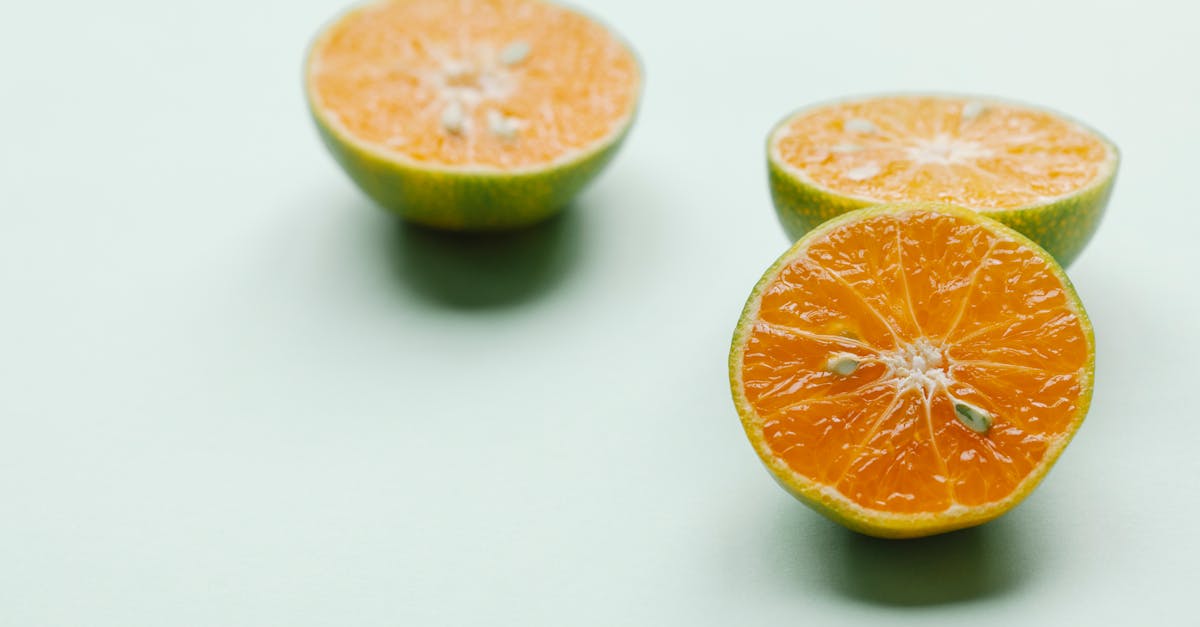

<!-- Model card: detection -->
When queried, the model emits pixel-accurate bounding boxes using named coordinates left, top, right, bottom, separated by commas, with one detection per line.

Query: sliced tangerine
left=309, top=0, right=640, bottom=169
left=729, top=203, right=1095, bottom=538
left=767, top=94, right=1118, bottom=265
left=305, top=0, right=642, bottom=230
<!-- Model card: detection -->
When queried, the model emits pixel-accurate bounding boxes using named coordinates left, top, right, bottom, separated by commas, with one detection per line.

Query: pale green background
left=2, top=0, right=1196, bottom=624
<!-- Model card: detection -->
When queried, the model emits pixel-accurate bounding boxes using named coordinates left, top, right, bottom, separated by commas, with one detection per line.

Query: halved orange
left=305, top=0, right=642, bottom=230
left=768, top=94, right=1118, bottom=265
left=729, top=203, right=1095, bottom=538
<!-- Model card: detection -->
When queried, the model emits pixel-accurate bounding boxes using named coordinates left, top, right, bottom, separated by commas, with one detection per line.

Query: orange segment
left=804, top=214, right=923, bottom=339
left=760, top=382, right=899, bottom=485
left=835, top=387, right=953, bottom=513
left=308, top=0, right=640, bottom=169
left=742, top=324, right=889, bottom=417
left=730, top=203, right=1094, bottom=538
left=771, top=96, right=1112, bottom=211
left=756, top=258, right=900, bottom=350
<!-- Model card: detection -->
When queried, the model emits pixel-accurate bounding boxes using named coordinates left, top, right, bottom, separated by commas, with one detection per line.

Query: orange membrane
left=772, top=96, right=1112, bottom=210
left=308, top=0, right=640, bottom=169
left=740, top=209, right=1090, bottom=513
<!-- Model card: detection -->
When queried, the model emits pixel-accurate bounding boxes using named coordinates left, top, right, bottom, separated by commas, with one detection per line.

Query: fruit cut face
left=307, top=0, right=640, bottom=170
left=771, top=96, right=1115, bottom=211
left=735, top=206, right=1093, bottom=520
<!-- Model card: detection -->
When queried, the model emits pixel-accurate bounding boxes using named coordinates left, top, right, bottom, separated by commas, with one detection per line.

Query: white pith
left=904, top=133, right=994, bottom=166
left=845, top=338, right=988, bottom=434
left=434, top=44, right=526, bottom=138
left=872, top=337, right=953, bottom=397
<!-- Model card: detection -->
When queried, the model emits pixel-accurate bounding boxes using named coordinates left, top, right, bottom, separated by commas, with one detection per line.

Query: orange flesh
left=773, top=96, right=1111, bottom=210
left=740, top=209, right=1090, bottom=513
left=308, top=0, right=640, bottom=169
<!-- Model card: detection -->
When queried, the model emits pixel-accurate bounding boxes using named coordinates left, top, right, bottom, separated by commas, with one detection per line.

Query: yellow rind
left=766, top=95, right=1119, bottom=267
left=729, top=202, right=1096, bottom=539
left=304, top=0, right=642, bottom=231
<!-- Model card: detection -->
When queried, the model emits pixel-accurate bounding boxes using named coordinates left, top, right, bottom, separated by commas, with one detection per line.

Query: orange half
left=307, top=0, right=641, bottom=170
left=767, top=94, right=1118, bottom=265
left=772, top=95, right=1112, bottom=209
left=729, top=203, right=1095, bottom=538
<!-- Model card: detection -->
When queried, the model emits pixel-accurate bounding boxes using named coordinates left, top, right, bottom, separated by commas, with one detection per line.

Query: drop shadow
left=381, top=206, right=584, bottom=310
left=773, top=504, right=1026, bottom=607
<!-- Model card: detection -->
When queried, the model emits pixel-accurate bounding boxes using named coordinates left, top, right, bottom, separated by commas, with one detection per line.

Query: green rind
left=987, top=174, right=1115, bottom=268
left=310, top=113, right=633, bottom=230
left=766, top=97, right=1119, bottom=267
left=304, top=0, right=641, bottom=232
left=729, top=202, right=1096, bottom=539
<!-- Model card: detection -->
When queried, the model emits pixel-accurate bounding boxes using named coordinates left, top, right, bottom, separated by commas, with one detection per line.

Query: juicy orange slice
left=767, top=94, right=1118, bottom=265
left=772, top=95, right=1112, bottom=209
left=729, top=203, right=1095, bottom=538
left=307, top=0, right=641, bottom=170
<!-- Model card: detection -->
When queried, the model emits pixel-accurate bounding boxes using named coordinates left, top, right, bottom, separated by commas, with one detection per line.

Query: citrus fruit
left=305, top=0, right=642, bottom=230
left=729, top=203, right=1095, bottom=538
left=768, top=94, right=1118, bottom=266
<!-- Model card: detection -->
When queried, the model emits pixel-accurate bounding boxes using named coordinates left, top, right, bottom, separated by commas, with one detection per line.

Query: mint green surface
left=1, top=0, right=1197, bottom=624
